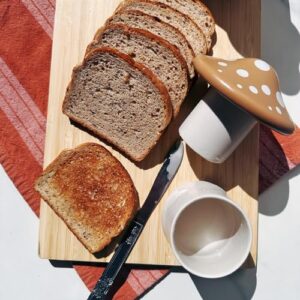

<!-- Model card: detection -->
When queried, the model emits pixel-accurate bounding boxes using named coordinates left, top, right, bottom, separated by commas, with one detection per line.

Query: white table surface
left=1, top=0, right=300, bottom=299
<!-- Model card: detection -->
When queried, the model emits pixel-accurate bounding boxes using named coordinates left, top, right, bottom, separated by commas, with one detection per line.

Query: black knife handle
left=87, top=220, right=144, bottom=300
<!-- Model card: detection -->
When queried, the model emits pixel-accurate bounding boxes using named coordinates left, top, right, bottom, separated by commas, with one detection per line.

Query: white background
left=1, top=0, right=299, bottom=299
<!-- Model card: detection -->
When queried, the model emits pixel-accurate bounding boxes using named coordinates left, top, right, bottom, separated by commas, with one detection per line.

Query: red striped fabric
left=0, top=0, right=299, bottom=299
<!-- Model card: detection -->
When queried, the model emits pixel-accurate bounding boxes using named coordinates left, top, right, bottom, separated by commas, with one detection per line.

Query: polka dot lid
left=193, top=54, right=295, bottom=135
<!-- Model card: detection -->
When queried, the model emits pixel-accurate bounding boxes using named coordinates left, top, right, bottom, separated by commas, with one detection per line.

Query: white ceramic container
left=179, top=89, right=256, bottom=163
left=162, top=181, right=252, bottom=278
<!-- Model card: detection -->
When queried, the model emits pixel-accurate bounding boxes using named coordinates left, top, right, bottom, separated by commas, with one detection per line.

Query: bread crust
left=86, top=26, right=105, bottom=55
left=63, top=47, right=173, bottom=161
left=35, top=143, right=139, bottom=253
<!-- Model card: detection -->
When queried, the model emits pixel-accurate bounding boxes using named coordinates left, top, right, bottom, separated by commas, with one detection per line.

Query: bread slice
left=154, top=0, right=215, bottom=50
left=35, top=143, right=139, bottom=254
left=117, top=0, right=207, bottom=56
left=90, top=24, right=189, bottom=116
left=63, top=47, right=172, bottom=161
left=106, top=9, right=195, bottom=78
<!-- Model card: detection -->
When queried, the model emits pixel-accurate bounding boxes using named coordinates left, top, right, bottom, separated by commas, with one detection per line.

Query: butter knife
left=87, top=140, right=184, bottom=300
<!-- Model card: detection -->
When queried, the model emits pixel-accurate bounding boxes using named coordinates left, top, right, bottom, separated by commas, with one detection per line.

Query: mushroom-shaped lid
left=193, top=54, right=295, bottom=135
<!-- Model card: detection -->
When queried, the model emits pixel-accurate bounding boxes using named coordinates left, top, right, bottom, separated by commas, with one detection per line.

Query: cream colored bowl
left=162, top=181, right=252, bottom=278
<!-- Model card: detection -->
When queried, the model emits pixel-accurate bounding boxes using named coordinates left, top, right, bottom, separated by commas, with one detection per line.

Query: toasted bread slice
left=35, top=143, right=139, bottom=254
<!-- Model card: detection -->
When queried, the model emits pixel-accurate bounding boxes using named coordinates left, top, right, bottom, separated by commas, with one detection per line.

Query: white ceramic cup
left=162, top=181, right=252, bottom=278
left=179, top=88, right=256, bottom=163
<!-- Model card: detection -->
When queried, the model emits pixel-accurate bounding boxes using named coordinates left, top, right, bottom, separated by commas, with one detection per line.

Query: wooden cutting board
left=39, top=0, right=260, bottom=266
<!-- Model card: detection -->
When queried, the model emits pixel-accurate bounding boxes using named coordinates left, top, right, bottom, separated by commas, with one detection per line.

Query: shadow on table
left=261, top=0, right=300, bottom=96
left=191, top=268, right=257, bottom=300
left=259, top=164, right=300, bottom=216
left=138, top=267, right=257, bottom=300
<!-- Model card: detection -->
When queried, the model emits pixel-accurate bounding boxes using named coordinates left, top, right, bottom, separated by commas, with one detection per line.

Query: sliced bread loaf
left=155, top=0, right=215, bottom=49
left=117, top=0, right=207, bottom=56
left=106, top=9, right=195, bottom=78
left=63, top=47, right=172, bottom=161
left=90, top=24, right=189, bottom=116
left=35, top=143, right=139, bottom=253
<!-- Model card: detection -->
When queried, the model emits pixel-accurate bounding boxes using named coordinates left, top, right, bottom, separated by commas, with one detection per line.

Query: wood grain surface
left=39, top=0, right=260, bottom=265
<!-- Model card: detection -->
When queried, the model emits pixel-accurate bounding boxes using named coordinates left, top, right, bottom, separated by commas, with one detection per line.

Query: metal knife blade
left=87, top=140, right=184, bottom=300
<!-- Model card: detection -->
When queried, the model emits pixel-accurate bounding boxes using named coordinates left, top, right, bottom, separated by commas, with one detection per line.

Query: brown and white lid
left=193, top=54, right=295, bottom=135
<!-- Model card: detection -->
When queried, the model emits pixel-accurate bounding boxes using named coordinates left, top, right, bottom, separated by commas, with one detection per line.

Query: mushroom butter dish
left=180, top=54, right=295, bottom=163
left=193, top=54, right=295, bottom=134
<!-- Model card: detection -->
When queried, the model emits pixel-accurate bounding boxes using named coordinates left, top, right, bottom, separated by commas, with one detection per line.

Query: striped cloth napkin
left=0, top=0, right=299, bottom=299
